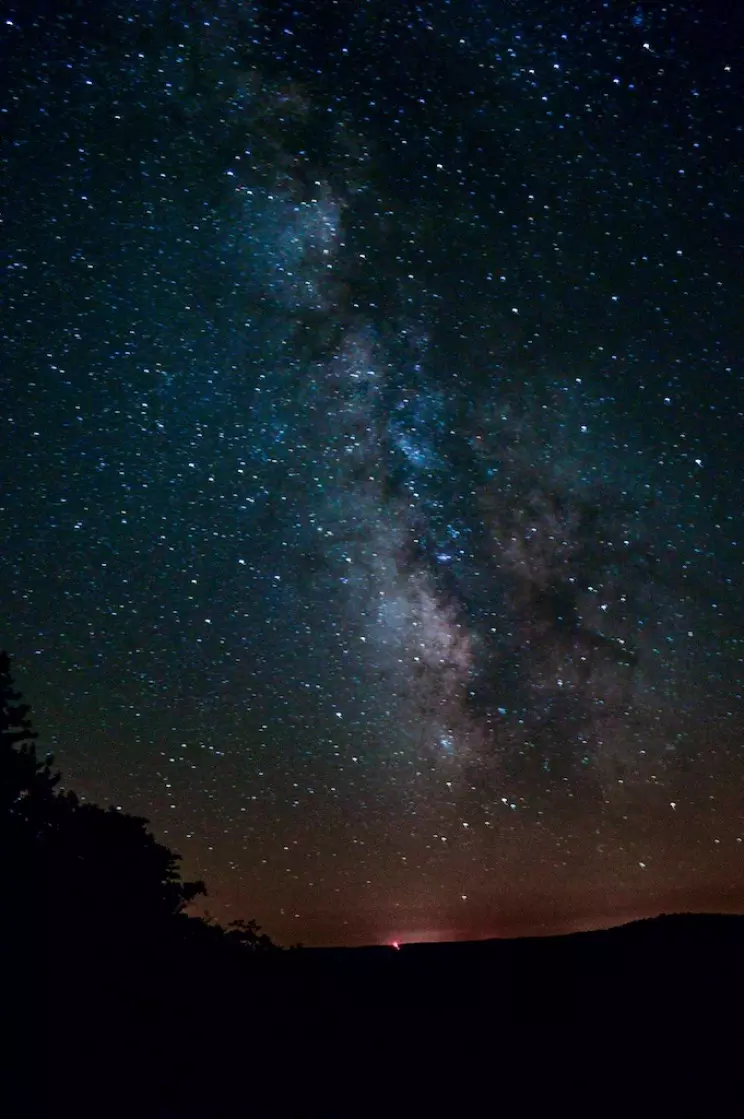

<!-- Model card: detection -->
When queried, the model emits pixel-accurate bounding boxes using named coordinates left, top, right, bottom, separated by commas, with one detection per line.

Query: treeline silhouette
left=1, top=650, right=283, bottom=1114
left=3, top=650, right=743, bottom=1114
left=1, top=649, right=280, bottom=942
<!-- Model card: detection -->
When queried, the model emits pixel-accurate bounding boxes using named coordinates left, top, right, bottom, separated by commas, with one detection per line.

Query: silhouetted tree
left=224, top=917, right=280, bottom=954
left=45, top=792, right=207, bottom=949
left=1, top=652, right=63, bottom=1109
left=2, top=648, right=283, bottom=1115
left=1, top=649, right=62, bottom=964
left=0, top=649, right=59, bottom=825
left=1, top=651, right=276, bottom=965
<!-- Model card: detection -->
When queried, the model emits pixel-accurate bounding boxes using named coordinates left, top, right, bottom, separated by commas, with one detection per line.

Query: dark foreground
left=10, top=912, right=744, bottom=1115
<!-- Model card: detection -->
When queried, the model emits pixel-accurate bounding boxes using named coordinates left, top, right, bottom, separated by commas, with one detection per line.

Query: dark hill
left=42, top=911, right=743, bottom=1116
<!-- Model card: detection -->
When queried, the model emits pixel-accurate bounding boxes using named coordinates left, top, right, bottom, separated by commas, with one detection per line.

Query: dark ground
left=9, top=911, right=742, bottom=1115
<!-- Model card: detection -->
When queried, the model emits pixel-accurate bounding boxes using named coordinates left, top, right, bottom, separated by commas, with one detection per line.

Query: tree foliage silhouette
left=1, top=650, right=282, bottom=1115
left=0, top=648, right=59, bottom=821
left=0, top=650, right=278, bottom=975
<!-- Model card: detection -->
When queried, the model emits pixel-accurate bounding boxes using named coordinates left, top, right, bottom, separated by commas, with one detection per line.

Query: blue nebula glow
left=439, top=733, right=455, bottom=755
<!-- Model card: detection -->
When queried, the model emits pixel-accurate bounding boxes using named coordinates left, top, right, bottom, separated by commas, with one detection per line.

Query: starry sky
left=2, top=0, right=743, bottom=947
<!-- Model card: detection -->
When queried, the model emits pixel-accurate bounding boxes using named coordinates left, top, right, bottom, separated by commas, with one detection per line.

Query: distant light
left=391, top=940, right=400, bottom=950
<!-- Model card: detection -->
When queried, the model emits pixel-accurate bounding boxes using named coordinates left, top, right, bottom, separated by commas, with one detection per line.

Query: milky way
left=2, top=0, right=742, bottom=944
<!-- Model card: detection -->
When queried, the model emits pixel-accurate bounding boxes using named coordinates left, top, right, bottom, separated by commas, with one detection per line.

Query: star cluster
left=2, top=0, right=742, bottom=945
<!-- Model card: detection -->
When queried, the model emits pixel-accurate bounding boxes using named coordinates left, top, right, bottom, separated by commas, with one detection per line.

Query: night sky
left=2, top=0, right=743, bottom=947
